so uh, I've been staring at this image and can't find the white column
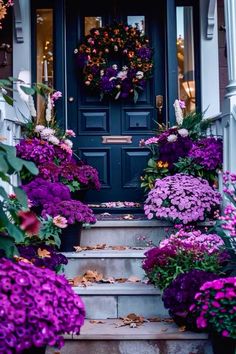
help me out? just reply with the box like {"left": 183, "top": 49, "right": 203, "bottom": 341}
{"left": 224, "top": 0, "right": 236, "bottom": 97}
{"left": 222, "top": 0, "right": 236, "bottom": 172}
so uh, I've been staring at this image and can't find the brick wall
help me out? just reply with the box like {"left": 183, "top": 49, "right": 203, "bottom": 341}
{"left": 217, "top": 0, "right": 228, "bottom": 107}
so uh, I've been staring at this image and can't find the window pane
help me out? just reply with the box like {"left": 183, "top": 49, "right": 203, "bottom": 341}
{"left": 85, "top": 17, "right": 102, "bottom": 35}
{"left": 176, "top": 6, "right": 195, "bottom": 112}
{"left": 127, "top": 16, "right": 145, "bottom": 33}
{"left": 36, "top": 9, "right": 53, "bottom": 86}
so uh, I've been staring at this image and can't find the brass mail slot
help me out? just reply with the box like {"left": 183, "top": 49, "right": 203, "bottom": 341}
{"left": 102, "top": 136, "right": 132, "bottom": 144}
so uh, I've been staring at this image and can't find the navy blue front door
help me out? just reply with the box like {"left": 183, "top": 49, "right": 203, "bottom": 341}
{"left": 66, "top": 0, "right": 165, "bottom": 202}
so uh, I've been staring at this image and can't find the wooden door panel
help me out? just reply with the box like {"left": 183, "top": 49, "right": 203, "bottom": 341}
{"left": 66, "top": 0, "right": 165, "bottom": 202}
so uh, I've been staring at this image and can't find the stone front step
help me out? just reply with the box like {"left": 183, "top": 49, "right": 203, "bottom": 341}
{"left": 81, "top": 220, "right": 173, "bottom": 247}
{"left": 46, "top": 320, "right": 212, "bottom": 354}
{"left": 63, "top": 249, "right": 148, "bottom": 279}
{"left": 73, "top": 283, "right": 167, "bottom": 319}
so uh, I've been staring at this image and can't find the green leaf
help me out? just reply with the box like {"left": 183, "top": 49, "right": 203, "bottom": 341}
{"left": 133, "top": 89, "right": 139, "bottom": 104}
{"left": 19, "top": 85, "right": 35, "bottom": 95}
{"left": 23, "top": 160, "right": 39, "bottom": 175}
{"left": 2, "top": 93, "right": 14, "bottom": 106}
{"left": 0, "top": 186, "right": 8, "bottom": 199}
{"left": 6, "top": 222, "right": 25, "bottom": 243}
{"left": 13, "top": 187, "right": 28, "bottom": 208}
{"left": 0, "top": 235, "right": 19, "bottom": 258}
{"left": 0, "top": 154, "right": 9, "bottom": 173}
{"left": 7, "top": 156, "right": 23, "bottom": 172}
{"left": 0, "top": 79, "right": 12, "bottom": 86}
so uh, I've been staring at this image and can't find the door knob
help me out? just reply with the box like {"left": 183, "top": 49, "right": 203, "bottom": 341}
{"left": 68, "top": 96, "right": 74, "bottom": 102}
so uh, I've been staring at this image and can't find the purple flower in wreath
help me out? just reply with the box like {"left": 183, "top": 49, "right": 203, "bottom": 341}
{"left": 137, "top": 47, "right": 152, "bottom": 60}
{"left": 100, "top": 76, "right": 116, "bottom": 93}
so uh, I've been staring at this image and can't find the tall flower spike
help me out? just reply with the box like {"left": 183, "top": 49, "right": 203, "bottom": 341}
{"left": 173, "top": 99, "right": 184, "bottom": 126}
{"left": 46, "top": 93, "right": 52, "bottom": 124}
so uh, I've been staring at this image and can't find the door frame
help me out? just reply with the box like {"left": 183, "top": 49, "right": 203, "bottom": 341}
{"left": 31, "top": 0, "right": 201, "bottom": 126}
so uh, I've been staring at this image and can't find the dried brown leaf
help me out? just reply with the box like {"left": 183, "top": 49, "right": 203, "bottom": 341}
{"left": 115, "top": 278, "right": 128, "bottom": 283}
{"left": 179, "top": 326, "right": 186, "bottom": 332}
{"left": 112, "top": 245, "right": 128, "bottom": 251}
{"left": 89, "top": 320, "right": 106, "bottom": 324}
{"left": 37, "top": 248, "right": 51, "bottom": 258}
{"left": 123, "top": 214, "right": 134, "bottom": 220}
{"left": 127, "top": 276, "right": 140, "bottom": 283}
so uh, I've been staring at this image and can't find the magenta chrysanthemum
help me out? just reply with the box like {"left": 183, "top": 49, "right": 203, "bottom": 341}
{"left": 144, "top": 174, "right": 221, "bottom": 224}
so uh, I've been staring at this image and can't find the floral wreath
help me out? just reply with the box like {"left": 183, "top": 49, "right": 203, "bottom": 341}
{"left": 75, "top": 22, "right": 153, "bottom": 102}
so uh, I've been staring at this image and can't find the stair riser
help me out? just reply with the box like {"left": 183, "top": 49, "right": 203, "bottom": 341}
{"left": 81, "top": 227, "right": 170, "bottom": 247}
{"left": 80, "top": 295, "right": 168, "bottom": 319}
{"left": 46, "top": 339, "right": 213, "bottom": 354}
{"left": 64, "top": 258, "right": 146, "bottom": 279}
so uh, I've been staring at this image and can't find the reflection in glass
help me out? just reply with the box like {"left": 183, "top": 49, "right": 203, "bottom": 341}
{"left": 127, "top": 16, "right": 145, "bottom": 33}
{"left": 176, "top": 7, "right": 195, "bottom": 112}
{"left": 85, "top": 17, "right": 102, "bottom": 35}
{"left": 36, "top": 9, "right": 53, "bottom": 121}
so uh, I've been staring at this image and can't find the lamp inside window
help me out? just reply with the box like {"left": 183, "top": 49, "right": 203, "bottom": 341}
{"left": 176, "top": 6, "right": 196, "bottom": 113}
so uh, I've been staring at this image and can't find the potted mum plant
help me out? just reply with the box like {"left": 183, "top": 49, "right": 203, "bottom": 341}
{"left": 190, "top": 277, "right": 236, "bottom": 354}
{"left": 0, "top": 257, "right": 85, "bottom": 354}
{"left": 142, "top": 229, "right": 228, "bottom": 290}
{"left": 144, "top": 173, "right": 221, "bottom": 224}
{"left": 42, "top": 200, "right": 96, "bottom": 251}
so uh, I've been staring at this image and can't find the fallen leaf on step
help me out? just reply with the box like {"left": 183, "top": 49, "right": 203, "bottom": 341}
{"left": 179, "top": 326, "right": 186, "bottom": 332}
{"left": 100, "top": 212, "right": 111, "bottom": 216}
{"left": 89, "top": 320, "right": 106, "bottom": 324}
{"left": 115, "top": 277, "right": 128, "bottom": 283}
{"left": 70, "top": 270, "right": 103, "bottom": 286}
{"left": 74, "top": 246, "right": 84, "bottom": 253}
{"left": 100, "top": 277, "right": 115, "bottom": 284}
{"left": 117, "top": 313, "right": 145, "bottom": 328}
{"left": 123, "top": 214, "right": 134, "bottom": 220}
{"left": 161, "top": 328, "right": 168, "bottom": 332}
{"left": 37, "top": 248, "right": 51, "bottom": 258}
{"left": 148, "top": 317, "right": 162, "bottom": 322}
{"left": 127, "top": 276, "right": 140, "bottom": 283}
{"left": 112, "top": 245, "right": 128, "bottom": 251}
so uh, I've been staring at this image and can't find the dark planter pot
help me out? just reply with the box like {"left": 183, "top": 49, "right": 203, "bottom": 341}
{"left": 71, "top": 188, "right": 88, "bottom": 202}
{"left": 60, "top": 223, "right": 83, "bottom": 252}
{"left": 210, "top": 333, "right": 236, "bottom": 354}
{"left": 22, "top": 346, "right": 46, "bottom": 354}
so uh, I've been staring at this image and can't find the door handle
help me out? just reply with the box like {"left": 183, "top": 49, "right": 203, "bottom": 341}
{"left": 68, "top": 96, "right": 74, "bottom": 102}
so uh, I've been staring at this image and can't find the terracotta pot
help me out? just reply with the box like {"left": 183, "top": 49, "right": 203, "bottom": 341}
{"left": 59, "top": 223, "right": 82, "bottom": 252}
{"left": 210, "top": 332, "right": 236, "bottom": 354}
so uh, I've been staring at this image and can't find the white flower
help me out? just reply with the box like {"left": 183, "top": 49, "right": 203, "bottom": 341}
{"left": 64, "top": 139, "right": 73, "bottom": 148}
{"left": 167, "top": 134, "right": 178, "bottom": 143}
{"left": 178, "top": 128, "right": 189, "bottom": 137}
{"left": 112, "top": 64, "right": 118, "bottom": 70}
{"left": 122, "top": 66, "right": 128, "bottom": 71}
{"left": 136, "top": 71, "right": 144, "bottom": 80}
{"left": 114, "top": 45, "right": 118, "bottom": 52}
{"left": 34, "top": 125, "right": 45, "bottom": 133}
{"left": 45, "top": 93, "right": 52, "bottom": 123}
{"left": 117, "top": 71, "right": 127, "bottom": 80}
{"left": 48, "top": 135, "right": 60, "bottom": 145}
{"left": 100, "top": 70, "right": 104, "bottom": 77}
{"left": 173, "top": 99, "right": 183, "bottom": 125}
{"left": 40, "top": 127, "right": 55, "bottom": 139}
{"left": 28, "top": 95, "right": 37, "bottom": 118}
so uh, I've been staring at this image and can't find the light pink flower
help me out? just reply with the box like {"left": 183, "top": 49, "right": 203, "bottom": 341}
{"left": 65, "top": 129, "right": 76, "bottom": 137}
{"left": 53, "top": 215, "right": 68, "bottom": 228}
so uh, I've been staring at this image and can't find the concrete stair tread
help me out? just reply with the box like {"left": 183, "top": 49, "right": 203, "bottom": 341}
{"left": 63, "top": 248, "right": 149, "bottom": 259}
{"left": 73, "top": 282, "right": 161, "bottom": 295}
{"left": 73, "top": 319, "right": 208, "bottom": 340}
{"left": 84, "top": 220, "right": 215, "bottom": 228}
